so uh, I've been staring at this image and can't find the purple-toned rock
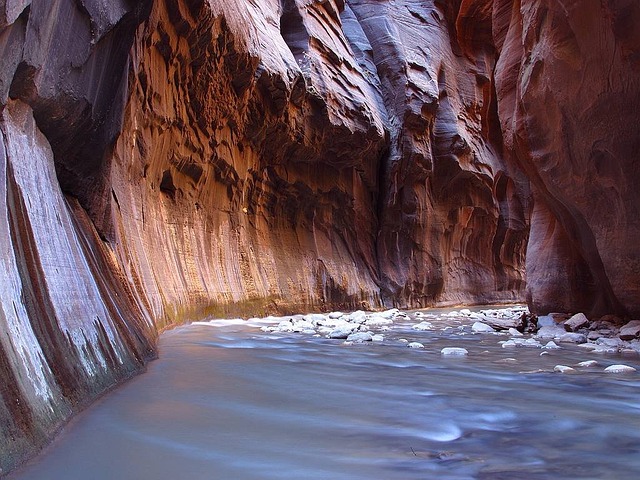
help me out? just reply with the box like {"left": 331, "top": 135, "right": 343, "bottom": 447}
{"left": 619, "top": 321, "right": 640, "bottom": 341}
{"left": 564, "top": 313, "right": 589, "bottom": 332}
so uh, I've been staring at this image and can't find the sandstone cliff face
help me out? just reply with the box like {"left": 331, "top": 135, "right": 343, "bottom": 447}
{"left": 0, "top": 0, "right": 638, "bottom": 474}
{"left": 491, "top": 0, "right": 640, "bottom": 318}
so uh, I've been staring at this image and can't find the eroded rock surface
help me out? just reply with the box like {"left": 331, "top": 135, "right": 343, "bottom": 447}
{"left": 0, "top": 0, "right": 638, "bottom": 474}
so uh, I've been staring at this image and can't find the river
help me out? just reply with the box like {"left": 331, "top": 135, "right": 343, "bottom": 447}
{"left": 12, "top": 308, "right": 640, "bottom": 479}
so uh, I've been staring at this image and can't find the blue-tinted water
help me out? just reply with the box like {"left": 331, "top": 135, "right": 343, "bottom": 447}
{"left": 12, "top": 311, "right": 640, "bottom": 479}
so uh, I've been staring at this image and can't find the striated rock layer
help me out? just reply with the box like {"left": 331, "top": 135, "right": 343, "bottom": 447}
{"left": 0, "top": 0, "right": 638, "bottom": 474}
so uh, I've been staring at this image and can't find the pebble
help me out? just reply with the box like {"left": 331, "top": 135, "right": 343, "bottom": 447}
{"left": 472, "top": 322, "right": 495, "bottom": 333}
{"left": 365, "top": 316, "right": 394, "bottom": 327}
{"left": 371, "top": 334, "right": 384, "bottom": 342}
{"left": 441, "top": 347, "right": 468, "bottom": 356}
{"left": 407, "top": 342, "right": 425, "bottom": 349}
{"left": 508, "top": 328, "right": 523, "bottom": 337}
{"left": 557, "top": 333, "right": 587, "bottom": 343}
{"left": 327, "top": 324, "right": 358, "bottom": 339}
{"left": 604, "top": 364, "right": 637, "bottom": 374}
{"left": 554, "top": 365, "right": 576, "bottom": 374}
{"left": 543, "top": 341, "right": 560, "bottom": 350}
{"left": 328, "top": 311, "right": 344, "bottom": 319}
{"left": 412, "top": 321, "right": 434, "bottom": 331}
{"left": 576, "top": 360, "right": 598, "bottom": 368}
{"left": 501, "top": 340, "right": 517, "bottom": 348}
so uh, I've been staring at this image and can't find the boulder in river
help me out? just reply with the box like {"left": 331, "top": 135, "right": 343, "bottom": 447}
{"left": 563, "top": 313, "right": 589, "bottom": 332}
{"left": 619, "top": 320, "right": 640, "bottom": 341}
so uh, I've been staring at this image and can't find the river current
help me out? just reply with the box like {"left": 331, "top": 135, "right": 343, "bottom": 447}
{"left": 12, "top": 308, "right": 640, "bottom": 479}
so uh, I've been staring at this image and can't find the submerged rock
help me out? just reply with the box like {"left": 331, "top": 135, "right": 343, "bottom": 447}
{"left": 346, "top": 332, "right": 373, "bottom": 343}
{"left": 441, "top": 348, "right": 468, "bottom": 356}
{"left": 604, "top": 365, "right": 637, "bottom": 374}
{"left": 407, "top": 342, "right": 425, "bottom": 349}
{"left": 554, "top": 365, "right": 576, "bottom": 374}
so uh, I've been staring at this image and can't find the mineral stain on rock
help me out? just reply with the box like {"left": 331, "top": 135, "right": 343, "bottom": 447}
{"left": 0, "top": 0, "right": 639, "bottom": 474}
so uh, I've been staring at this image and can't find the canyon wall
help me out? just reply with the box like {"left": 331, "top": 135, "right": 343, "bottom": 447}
{"left": 0, "top": 0, "right": 637, "bottom": 473}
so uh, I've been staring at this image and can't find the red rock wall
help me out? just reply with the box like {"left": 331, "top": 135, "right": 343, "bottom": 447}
{"left": 492, "top": 0, "right": 640, "bottom": 318}
{"left": 1, "top": 0, "right": 638, "bottom": 473}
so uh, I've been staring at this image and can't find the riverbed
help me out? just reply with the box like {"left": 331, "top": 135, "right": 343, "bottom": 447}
{"left": 12, "top": 308, "right": 640, "bottom": 479}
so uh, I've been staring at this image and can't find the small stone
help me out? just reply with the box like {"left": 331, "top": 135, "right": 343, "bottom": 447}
{"left": 365, "top": 315, "right": 394, "bottom": 327}
{"left": 346, "top": 332, "right": 373, "bottom": 343}
{"left": 407, "top": 342, "right": 424, "bottom": 349}
{"left": 576, "top": 360, "right": 598, "bottom": 368}
{"left": 563, "top": 313, "right": 589, "bottom": 332}
{"left": 472, "top": 322, "right": 495, "bottom": 333}
{"left": 619, "top": 320, "right": 640, "bottom": 341}
{"left": 398, "top": 338, "right": 409, "bottom": 343}
{"left": 328, "top": 311, "right": 344, "bottom": 319}
{"left": 557, "top": 333, "right": 587, "bottom": 343}
{"left": 604, "top": 364, "right": 637, "bottom": 374}
{"left": 495, "top": 357, "right": 518, "bottom": 363}
{"left": 543, "top": 341, "right": 560, "bottom": 349}
{"left": 554, "top": 365, "right": 576, "bottom": 374}
{"left": 412, "top": 321, "right": 434, "bottom": 331}
{"left": 508, "top": 328, "right": 523, "bottom": 337}
{"left": 460, "top": 309, "right": 472, "bottom": 315}
{"left": 501, "top": 340, "right": 517, "bottom": 348}
{"left": 540, "top": 351, "right": 549, "bottom": 356}
{"left": 302, "top": 329, "right": 316, "bottom": 334}
{"left": 371, "top": 334, "right": 384, "bottom": 342}
{"left": 441, "top": 347, "right": 468, "bottom": 356}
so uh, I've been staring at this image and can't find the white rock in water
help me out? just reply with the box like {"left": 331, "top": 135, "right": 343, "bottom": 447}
{"left": 407, "top": 342, "right": 424, "bottom": 349}
{"left": 508, "top": 328, "right": 523, "bottom": 337}
{"left": 379, "top": 308, "right": 400, "bottom": 319}
{"left": 371, "top": 334, "right": 384, "bottom": 342}
{"left": 460, "top": 309, "right": 472, "bottom": 316}
{"left": 540, "top": 351, "right": 549, "bottom": 356}
{"left": 414, "top": 312, "right": 425, "bottom": 318}
{"left": 441, "top": 347, "right": 468, "bottom": 356}
{"left": 472, "top": 322, "right": 495, "bottom": 333}
{"left": 544, "top": 341, "right": 560, "bottom": 349}
{"left": 554, "top": 365, "right": 576, "bottom": 374}
{"left": 501, "top": 340, "right": 517, "bottom": 348}
{"left": 346, "top": 332, "right": 373, "bottom": 343}
{"left": 523, "top": 338, "right": 542, "bottom": 348}
{"left": 412, "top": 321, "right": 434, "bottom": 331}
{"left": 604, "top": 364, "right": 637, "bottom": 374}
{"left": 327, "top": 324, "right": 358, "bottom": 339}
{"left": 576, "top": 360, "right": 598, "bottom": 368}
{"left": 302, "top": 329, "right": 316, "bottom": 335}
{"left": 328, "top": 311, "right": 344, "bottom": 319}
{"left": 398, "top": 338, "right": 409, "bottom": 343}
{"left": 303, "top": 313, "right": 327, "bottom": 324}
{"left": 291, "top": 320, "right": 315, "bottom": 332}
{"left": 347, "top": 310, "right": 367, "bottom": 324}
{"left": 557, "top": 333, "right": 587, "bottom": 343}
{"left": 366, "top": 315, "right": 394, "bottom": 327}
{"left": 536, "top": 325, "right": 566, "bottom": 339}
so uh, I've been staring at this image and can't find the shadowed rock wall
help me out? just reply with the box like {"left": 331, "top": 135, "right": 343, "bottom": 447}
{"left": 0, "top": 0, "right": 638, "bottom": 474}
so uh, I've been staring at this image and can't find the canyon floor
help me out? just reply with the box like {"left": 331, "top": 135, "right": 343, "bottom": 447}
{"left": 11, "top": 306, "right": 640, "bottom": 480}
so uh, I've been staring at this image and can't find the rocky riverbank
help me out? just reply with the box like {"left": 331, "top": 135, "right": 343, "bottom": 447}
{"left": 224, "top": 306, "right": 640, "bottom": 375}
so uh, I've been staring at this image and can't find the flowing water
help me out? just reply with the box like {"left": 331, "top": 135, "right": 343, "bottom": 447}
{"left": 12, "top": 309, "right": 640, "bottom": 479}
